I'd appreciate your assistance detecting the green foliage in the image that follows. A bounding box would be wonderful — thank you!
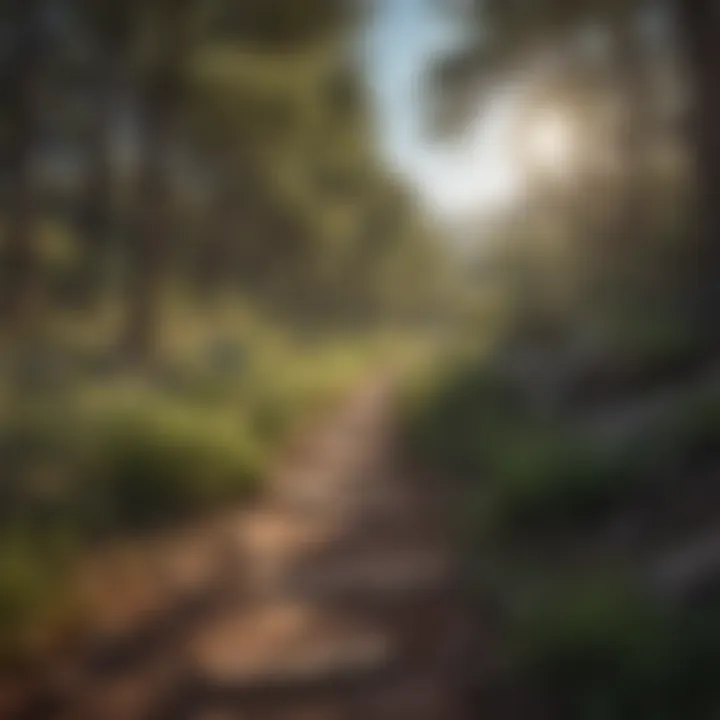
[204,0,344,50]
[406,355,720,716]
[407,350,720,539]
[407,360,641,535]
[508,575,720,719]
[510,575,655,677]
[79,398,262,530]
[481,429,636,533]
[405,361,526,474]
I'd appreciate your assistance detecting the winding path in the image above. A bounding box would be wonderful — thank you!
[8,379,469,719]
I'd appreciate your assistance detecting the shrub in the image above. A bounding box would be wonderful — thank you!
[78,398,264,531]
[405,361,525,474]
[482,428,639,534]
[407,357,720,537]
[508,576,720,719]
[407,361,641,534]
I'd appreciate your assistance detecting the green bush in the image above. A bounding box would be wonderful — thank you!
[78,399,264,531]
[482,428,639,533]
[405,361,525,474]
[407,361,641,534]
[407,357,720,537]
[508,576,720,719]
[405,345,720,719]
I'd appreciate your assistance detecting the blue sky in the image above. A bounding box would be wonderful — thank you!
[361,0,523,219]
[363,0,462,167]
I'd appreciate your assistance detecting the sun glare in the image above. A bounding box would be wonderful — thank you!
[409,92,579,222]
[419,90,525,220]
[525,111,576,174]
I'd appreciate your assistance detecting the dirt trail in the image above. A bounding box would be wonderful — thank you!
[6,378,469,719]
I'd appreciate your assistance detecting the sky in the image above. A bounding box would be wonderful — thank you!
[362,0,524,221]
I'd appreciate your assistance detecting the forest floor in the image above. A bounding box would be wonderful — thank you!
[3,376,470,720]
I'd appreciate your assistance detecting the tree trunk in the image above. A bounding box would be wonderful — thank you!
[0,0,42,334]
[197,163,240,293]
[121,77,173,363]
[675,0,720,337]
[613,17,651,218]
[120,2,192,364]
[604,15,654,315]
[77,62,118,307]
